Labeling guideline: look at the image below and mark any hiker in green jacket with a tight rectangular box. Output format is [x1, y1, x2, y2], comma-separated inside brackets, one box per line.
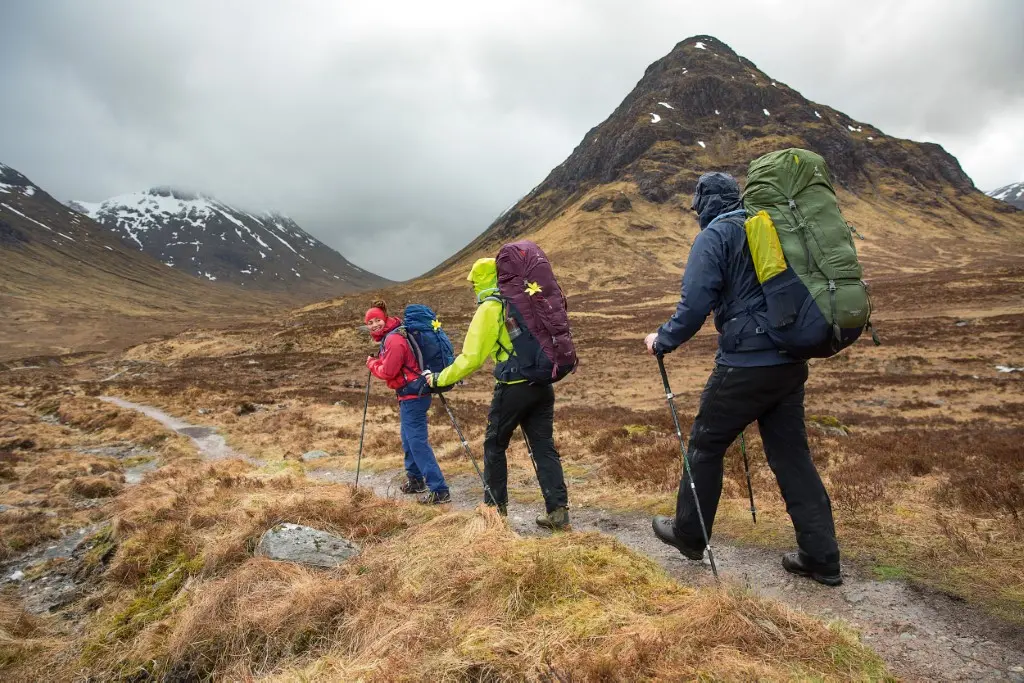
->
[424, 258, 570, 530]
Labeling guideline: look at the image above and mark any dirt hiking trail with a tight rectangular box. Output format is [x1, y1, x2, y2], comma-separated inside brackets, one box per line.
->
[102, 398, 1024, 682]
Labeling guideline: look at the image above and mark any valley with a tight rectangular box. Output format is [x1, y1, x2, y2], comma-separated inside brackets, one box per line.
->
[2, 32, 1022, 682]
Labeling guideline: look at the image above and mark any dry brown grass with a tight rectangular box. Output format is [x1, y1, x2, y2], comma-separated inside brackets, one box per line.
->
[0, 593, 61, 676]
[72, 458, 432, 678]
[78, 498, 887, 681]
[0, 383, 887, 681]
[45, 242, 1021, 620]
[2, 210, 1022, 678]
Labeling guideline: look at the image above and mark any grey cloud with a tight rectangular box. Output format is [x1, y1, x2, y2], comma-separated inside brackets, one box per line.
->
[1, 0, 1021, 280]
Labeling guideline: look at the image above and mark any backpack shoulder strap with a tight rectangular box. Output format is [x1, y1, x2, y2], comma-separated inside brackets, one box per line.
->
[384, 326, 423, 376]
[404, 328, 425, 372]
[480, 296, 514, 357]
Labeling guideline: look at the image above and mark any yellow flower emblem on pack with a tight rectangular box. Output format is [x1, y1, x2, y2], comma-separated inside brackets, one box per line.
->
[525, 281, 542, 296]
[431, 319, 442, 331]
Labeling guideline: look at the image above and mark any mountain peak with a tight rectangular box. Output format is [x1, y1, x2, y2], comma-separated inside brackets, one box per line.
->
[669, 35, 737, 56]
[433, 34, 1012, 278]
[144, 186, 209, 202]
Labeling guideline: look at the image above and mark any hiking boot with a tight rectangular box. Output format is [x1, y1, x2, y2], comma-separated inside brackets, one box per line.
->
[536, 506, 570, 530]
[495, 503, 508, 517]
[399, 477, 427, 494]
[651, 516, 705, 561]
[418, 490, 452, 505]
[782, 552, 843, 587]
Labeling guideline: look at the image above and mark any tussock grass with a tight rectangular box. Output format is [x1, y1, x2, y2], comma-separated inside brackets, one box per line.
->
[82, 502, 886, 681]
[0, 593, 60, 676]
[0, 435, 882, 681]
[77, 459, 432, 679]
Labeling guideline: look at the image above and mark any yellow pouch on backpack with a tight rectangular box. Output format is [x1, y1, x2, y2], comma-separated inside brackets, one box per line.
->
[745, 210, 788, 283]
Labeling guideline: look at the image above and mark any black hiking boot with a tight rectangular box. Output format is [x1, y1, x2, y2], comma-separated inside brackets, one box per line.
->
[782, 552, 843, 587]
[400, 477, 427, 494]
[536, 506, 570, 530]
[651, 516, 705, 561]
[418, 490, 452, 505]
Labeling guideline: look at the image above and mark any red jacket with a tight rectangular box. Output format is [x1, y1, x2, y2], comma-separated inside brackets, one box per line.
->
[367, 317, 422, 400]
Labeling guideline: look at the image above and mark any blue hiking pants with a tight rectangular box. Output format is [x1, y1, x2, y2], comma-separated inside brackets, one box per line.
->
[399, 396, 448, 494]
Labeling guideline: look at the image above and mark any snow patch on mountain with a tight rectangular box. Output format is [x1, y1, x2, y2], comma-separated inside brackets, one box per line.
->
[2, 203, 53, 231]
[987, 181, 1024, 209]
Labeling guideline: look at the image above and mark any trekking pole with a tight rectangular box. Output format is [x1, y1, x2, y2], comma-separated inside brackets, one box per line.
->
[438, 394, 498, 507]
[354, 369, 371, 488]
[520, 428, 555, 506]
[656, 354, 719, 581]
[740, 431, 757, 524]
[521, 429, 540, 479]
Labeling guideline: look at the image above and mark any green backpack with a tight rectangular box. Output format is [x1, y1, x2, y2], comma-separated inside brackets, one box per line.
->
[742, 148, 878, 358]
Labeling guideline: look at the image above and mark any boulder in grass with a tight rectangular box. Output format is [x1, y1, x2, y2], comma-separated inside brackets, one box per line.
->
[256, 523, 360, 568]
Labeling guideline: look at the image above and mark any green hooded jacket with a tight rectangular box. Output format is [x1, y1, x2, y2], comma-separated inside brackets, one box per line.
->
[434, 258, 524, 387]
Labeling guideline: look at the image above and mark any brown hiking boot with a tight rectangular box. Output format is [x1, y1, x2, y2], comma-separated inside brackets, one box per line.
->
[536, 506, 570, 530]
[418, 490, 452, 505]
[399, 477, 427, 494]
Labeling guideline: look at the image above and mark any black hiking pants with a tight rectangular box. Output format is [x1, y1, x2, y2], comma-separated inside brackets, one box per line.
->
[675, 362, 840, 567]
[483, 382, 569, 513]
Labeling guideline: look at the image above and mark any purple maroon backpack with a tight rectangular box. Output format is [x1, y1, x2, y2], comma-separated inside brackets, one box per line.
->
[491, 240, 578, 384]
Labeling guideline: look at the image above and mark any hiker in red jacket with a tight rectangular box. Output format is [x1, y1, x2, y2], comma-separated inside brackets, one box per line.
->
[365, 300, 450, 504]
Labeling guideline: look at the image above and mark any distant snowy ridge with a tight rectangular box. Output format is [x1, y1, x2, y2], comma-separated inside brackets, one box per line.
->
[72, 186, 384, 292]
[986, 181, 1024, 209]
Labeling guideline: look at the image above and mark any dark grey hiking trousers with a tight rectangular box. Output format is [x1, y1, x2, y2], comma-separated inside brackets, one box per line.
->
[483, 382, 569, 513]
[675, 362, 840, 567]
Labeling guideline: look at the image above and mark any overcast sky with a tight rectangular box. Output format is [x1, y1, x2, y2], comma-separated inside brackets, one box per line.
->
[1, 1, 1021, 279]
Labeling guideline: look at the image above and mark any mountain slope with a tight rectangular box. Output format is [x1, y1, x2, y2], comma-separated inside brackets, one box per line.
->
[73, 188, 388, 295]
[430, 35, 1023, 286]
[987, 181, 1024, 210]
[0, 163, 295, 361]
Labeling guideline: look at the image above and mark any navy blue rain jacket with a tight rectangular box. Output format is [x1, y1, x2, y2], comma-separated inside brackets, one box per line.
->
[655, 172, 799, 367]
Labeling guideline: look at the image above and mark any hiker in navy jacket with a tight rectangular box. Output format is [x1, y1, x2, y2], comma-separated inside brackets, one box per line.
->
[645, 172, 842, 587]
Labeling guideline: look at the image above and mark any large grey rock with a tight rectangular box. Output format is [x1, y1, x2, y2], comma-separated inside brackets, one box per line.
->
[256, 523, 359, 568]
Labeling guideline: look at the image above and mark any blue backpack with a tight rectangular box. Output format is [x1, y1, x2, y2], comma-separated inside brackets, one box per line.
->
[386, 304, 456, 396]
